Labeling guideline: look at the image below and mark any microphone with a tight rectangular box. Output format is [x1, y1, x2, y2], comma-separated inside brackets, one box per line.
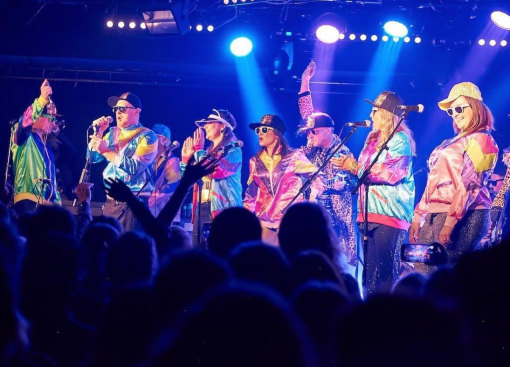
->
[225, 140, 244, 151]
[165, 140, 180, 153]
[346, 120, 372, 127]
[396, 104, 425, 113]
[91, 116, 113, 134]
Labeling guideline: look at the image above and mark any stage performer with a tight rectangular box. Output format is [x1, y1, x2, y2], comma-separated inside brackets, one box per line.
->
[11, 79, 61, 217]
[148, 124, 181, 223]
[180, 109, 242, 247]
[297, 61, 358, 266]
[409, 82, 498, 271]
[243, 114, 322, 246]
[88, 92, 158, 232]
[333, 91, 416, 295]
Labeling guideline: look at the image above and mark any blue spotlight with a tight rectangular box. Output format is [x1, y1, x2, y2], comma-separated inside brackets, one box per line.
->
[230, 37, 253, 57]
[383, 21, 408, 38]
[491, 11, 510, 30]
[316, 25, 340, 44]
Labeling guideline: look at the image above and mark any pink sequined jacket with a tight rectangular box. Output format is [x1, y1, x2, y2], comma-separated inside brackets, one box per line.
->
[413, 130, 498, 229]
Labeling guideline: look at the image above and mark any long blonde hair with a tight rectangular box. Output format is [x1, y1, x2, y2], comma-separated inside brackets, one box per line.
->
[365, 91, 416, 156]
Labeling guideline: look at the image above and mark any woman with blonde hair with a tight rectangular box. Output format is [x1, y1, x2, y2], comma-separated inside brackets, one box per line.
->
[333, 91, 416, 295]
[409, 82, 498, 270]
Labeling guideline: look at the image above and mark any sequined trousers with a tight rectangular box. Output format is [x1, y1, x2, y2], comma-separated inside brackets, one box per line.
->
[415, 209, 490, 274]
[360, 222, 407, 296]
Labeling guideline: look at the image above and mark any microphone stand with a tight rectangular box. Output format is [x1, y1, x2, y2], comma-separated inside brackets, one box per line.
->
[350, 109, 410, 296]
[284, 125, 359, 212]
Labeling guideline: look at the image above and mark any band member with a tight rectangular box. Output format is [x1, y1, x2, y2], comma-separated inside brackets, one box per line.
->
[333, 92, 416, 295]
[410, 82, 498, 269]
[298, 61, 358, 266]
[243, 114, 322, 246]
[88, 92, 158, 232]
[148, 124, 181, 223]
[11, 79, 61, 217]
[180, 109, 242, 247]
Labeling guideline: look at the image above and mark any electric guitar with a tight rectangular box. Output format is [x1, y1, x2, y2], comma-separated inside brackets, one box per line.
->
[489, 149, 510, 245]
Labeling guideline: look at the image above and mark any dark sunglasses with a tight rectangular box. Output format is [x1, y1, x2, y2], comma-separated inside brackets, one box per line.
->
[113, 106, 136, 113]
[307, 129, 318, 135]
[255, 126, 274, 135]
[446, 104, 470, 116]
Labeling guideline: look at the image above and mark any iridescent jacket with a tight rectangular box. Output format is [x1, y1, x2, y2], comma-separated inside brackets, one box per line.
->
[147, 154, 181, 220]
[413, 130, 498, 229]
[244, 148, 320, 229]
[298, 92, 358, 264]
[181, 140, 243, 219]
[11, 98, 61, 205]
[89, 123, 158, 194]
[356, 131, 415, 230]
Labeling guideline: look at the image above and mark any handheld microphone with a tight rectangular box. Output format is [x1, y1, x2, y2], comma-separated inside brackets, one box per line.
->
[346, 120, 372, 127]
[91, 116, 113, 134]
[396, 104, 425, 113]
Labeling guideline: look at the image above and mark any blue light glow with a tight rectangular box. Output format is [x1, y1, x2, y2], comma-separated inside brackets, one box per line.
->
[491, 11, 510, 30]
[230, 37, 253, 57]
[383, 21, 408, 38]
[316, 25, 340, 44]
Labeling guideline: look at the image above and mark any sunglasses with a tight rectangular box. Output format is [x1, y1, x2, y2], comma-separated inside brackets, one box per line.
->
[446, 104, 470, 116]
[370, 107, 379, 114]
[255, 126, 274, 135]
[112, 106, 136, 113]
[197, 120, 219, 128]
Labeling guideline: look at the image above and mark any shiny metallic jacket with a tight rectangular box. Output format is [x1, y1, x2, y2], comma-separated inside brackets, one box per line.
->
[244, 149, 320, 229]
[89, 122, 158, 193]
[11, 99, 61, 205]
[356, 131, 415, 230]
[413, 130, 498, 228]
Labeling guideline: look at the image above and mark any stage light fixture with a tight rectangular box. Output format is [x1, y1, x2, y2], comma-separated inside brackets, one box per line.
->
[371, 35, 378, 41]
[106, 20, 114, 28]
[339, 33, 345, 40]
[118, 21, 125, 29]
[478, 39, 486, 46]
[207, 25, 214, 32]
[129, 21, 136, 29]
[140, 22, 146, 29]
[142, 1, 191, 35]
[316, 25, 340, 44]
[223, 0, 229, 4]
[230, 37, 253, 57]
[360, 34, 367, 41]
[414, 36, 421, 44]
[404, 36, 410, 43]
[196, 24, 203, 31]
[501, 40, 508, 46]
[491, 11, 510, 30]
[489, 39, 497, 46]
[393, 37, 399, 42]
[382, 35, 389, 42]
[383, 21, 408, 38]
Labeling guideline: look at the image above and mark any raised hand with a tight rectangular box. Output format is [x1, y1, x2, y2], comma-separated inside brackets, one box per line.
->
[91, 116, 111, 137]
[40, 79, 52, 100]
[181, 156, 218, 188]
[75, 182, 93, 203]
[103, 177, 134, 203]
[88, 135, 109, 154]
[302, 61, 316, 81]
[181, 137, 194, 164]
[193, 128, 205, 151]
